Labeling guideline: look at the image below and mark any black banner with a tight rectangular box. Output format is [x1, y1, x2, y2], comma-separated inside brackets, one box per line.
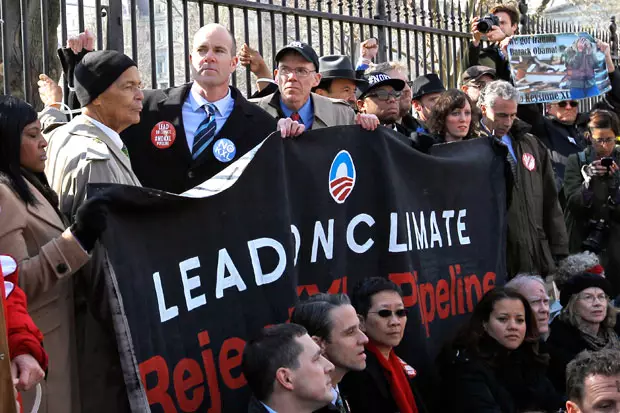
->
[98, 126, 508, 412]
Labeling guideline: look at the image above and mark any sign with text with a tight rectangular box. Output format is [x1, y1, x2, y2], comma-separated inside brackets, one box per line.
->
[507, 32, 611, 103]
[98, 127, 508, 412]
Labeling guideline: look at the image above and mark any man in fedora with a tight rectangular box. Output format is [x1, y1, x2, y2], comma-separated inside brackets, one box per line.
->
[313, 55, 367, 107]
[410, 73, 446, 134]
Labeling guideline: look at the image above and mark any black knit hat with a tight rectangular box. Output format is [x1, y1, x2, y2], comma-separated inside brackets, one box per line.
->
[560, 272, 613, 307]
[74, 50, 137, 107]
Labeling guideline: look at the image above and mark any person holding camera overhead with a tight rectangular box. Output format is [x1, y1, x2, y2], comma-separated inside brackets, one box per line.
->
[462, 4, 519, 82]
[563, 110, 620, 295]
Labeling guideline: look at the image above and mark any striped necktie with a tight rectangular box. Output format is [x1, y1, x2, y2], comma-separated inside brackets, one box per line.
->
[192, 103, 217, 160]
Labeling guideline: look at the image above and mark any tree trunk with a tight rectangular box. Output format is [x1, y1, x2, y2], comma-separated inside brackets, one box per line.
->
[5, 0, 60, 110]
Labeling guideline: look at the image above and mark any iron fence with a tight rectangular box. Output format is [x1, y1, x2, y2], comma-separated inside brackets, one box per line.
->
[0, 0, 618, 106]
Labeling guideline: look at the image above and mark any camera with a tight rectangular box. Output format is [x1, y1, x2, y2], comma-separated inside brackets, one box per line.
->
[582, 218, 610, 254]
[601, 157, 614, 168]
[477, 14, 501, 34]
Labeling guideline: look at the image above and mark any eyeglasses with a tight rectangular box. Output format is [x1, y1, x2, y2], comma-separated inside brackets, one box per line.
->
[557, 101, 578, 108]
[468, 81, 488, 89]
[365, 90, 403, 101]
[368, 308, 409, 318]
[578, 293, 608, 303]
[594, 137, 617, 144]
[277, 66, 316, 78]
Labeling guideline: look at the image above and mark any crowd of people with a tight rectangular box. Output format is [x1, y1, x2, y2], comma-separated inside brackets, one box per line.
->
[1, 2, 620, 411]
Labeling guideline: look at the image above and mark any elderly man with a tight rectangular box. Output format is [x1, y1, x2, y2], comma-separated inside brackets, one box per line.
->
[505, 274, 551, 337]
[479, 80, 568, 277]
[243, 324, 335, 413]
[251, 41, 378, 136]
[291, 294, 369, 413]
[566, 349, 620, 413]
[313, 55, 367, 107]
[460, 65, 496, 104]
[43, 49, 142, 413]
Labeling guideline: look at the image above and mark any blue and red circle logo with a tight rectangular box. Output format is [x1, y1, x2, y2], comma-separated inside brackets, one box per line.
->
[329, 150, 356, 204]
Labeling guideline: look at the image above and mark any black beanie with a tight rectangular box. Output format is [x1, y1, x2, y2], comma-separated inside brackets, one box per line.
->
[74, 50, 137, 107]
[559, 272, 613, 307]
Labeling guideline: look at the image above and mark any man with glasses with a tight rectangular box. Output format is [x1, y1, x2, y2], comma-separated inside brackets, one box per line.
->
[357, 71, 406, 130]
[460, 65, 496, 104]
[251, 41, 379, 135]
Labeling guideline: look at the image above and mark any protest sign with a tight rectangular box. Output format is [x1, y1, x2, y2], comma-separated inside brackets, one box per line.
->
[97, 127, 508, 412]
[507, 32, 611, 103]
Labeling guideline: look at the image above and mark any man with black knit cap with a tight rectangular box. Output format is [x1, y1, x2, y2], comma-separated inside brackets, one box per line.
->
[45, 49, 143, 220]
[44, 49, 142, 413]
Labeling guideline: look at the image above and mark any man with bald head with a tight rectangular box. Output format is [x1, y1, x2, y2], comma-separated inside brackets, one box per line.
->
[121, 23, 277, 193]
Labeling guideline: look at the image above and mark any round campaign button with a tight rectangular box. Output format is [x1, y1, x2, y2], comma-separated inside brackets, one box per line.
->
[522, 153, 536, 171]
[151, 121, 176, 149]
[213, 138, 236, 163]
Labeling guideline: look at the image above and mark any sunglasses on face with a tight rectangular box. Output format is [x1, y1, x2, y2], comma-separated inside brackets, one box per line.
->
[366, 90, 403, 101]
[368, 308, 409, 318]
[557, 101, 578, 108]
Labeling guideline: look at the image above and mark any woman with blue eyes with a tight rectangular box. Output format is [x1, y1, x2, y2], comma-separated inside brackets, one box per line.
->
[438, 287, 565, 412]
[426, 89, 479, 144]
[546, 273, 619, 395]
[340, 277, 428, 413]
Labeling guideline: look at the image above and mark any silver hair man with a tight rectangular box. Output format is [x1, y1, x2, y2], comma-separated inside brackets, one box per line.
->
[506, 274, 551, 336]
[478, 80, 520, 138]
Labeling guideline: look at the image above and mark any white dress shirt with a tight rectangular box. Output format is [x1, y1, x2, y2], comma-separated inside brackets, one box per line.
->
[82, 115, 124, 151]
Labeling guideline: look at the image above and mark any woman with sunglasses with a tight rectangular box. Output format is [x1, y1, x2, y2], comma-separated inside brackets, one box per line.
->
[340, 277, 428, 413]
[546, 273, 619, 394]
[438, 287, 565, 412]
[426, 89, 479, 143]
[563, 110, 620, 294]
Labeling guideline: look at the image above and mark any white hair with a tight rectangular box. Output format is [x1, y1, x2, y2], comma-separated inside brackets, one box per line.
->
[478, 80, 519, 109]
[505, 274, 546, 292]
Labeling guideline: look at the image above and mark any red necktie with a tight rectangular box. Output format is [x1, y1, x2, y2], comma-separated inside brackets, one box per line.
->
[290, 112, 302, 123]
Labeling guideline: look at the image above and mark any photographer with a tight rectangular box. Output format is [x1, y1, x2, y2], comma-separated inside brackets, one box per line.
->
[462, 4, 519, 82]
[563, 110, 620, 295]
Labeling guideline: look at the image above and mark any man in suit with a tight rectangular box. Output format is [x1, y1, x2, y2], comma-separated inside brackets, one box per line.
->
[243, 323, 335, 413]
[44, 50, 143, 413]
[251, 41, 379, 136]
[291, 294, 369, 413]
[121, 23, 278, 194]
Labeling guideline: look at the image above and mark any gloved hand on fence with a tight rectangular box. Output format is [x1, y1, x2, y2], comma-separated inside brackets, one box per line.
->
[71, 196, 109, 252]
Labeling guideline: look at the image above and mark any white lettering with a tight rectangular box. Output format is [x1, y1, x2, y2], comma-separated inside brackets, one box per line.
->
[153, 272, 179, 323]
[429, 211, 443, 248]
[346, 213, 375, 253]
[249, 238, 287, 285]
[215, 248, 247, 299]
[442, 210, 455, 247]
[291, 224, 301, 266]
[311, 220, 334, 262]
[179, 257, 207, 311]
[411, 212, 429, 250]
[458, 209, 471, 245]
[389, 212, 407, 252]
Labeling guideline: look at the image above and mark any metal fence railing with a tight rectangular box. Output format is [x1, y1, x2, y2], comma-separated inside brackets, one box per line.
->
[0, 0, 618, 107]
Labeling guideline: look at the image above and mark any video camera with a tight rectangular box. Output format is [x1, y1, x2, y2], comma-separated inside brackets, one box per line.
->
[477, 14, 500, 34]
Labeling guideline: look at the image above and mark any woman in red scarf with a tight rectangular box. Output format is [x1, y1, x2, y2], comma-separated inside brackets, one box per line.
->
[339, 277, 427, 413]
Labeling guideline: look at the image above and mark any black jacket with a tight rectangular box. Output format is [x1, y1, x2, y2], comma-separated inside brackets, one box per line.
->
[121, 84, 277, 194]
[462, 41, 512, 82]
[438, 337, 565, 413]
[339, 350, 428, 413]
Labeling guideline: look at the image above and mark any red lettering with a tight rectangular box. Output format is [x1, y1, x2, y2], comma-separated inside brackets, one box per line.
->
[389, 272, 417, 307]
[139, 355, 176, 413]
[296, 278, 345, 298]
[436, 279, 450, 319]
[419, 283, 436, 337]
[173, 359, 205, 412]
[219, 338, 247, 389]
[198, 331, 222, 413]
[464, 275, 482, 312]
[449, 265, 457, 316]
[483, 272, 496, 293]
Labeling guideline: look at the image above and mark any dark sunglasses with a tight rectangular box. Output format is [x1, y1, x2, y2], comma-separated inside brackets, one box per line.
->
[369, 308, 409, 318]
[557, 101, 578, 108]
[366, 90, 403, 101]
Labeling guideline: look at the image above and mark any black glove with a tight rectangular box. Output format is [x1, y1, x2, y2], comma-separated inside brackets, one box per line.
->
[71, 196, 108, 252]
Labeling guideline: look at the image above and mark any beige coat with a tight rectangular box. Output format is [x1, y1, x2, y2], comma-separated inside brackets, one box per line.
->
[44, 114, 141, 220]
[44, 114, 141, 413]
[250, 91, 357, 129]
[0, 180, 89, 413]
